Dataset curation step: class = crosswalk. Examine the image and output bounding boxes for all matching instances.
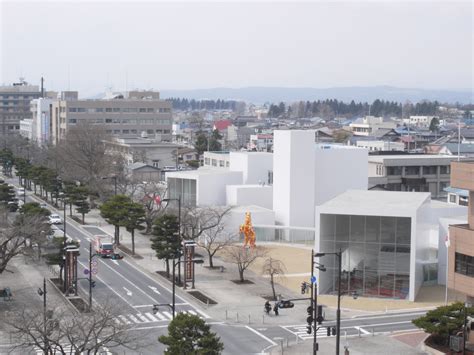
[114,309,203,325]
[281,325,329,340]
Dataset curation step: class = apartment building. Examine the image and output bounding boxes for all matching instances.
[0,80,42,135]
[348,116,398,136]
[368,154,457,198]
[51,90,172,144]
[448,161,474,303]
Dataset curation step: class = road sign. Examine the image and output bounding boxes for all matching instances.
[91,260,98,267]
[311,276,317,284]
[91,267,98,275]
[84,269,90,275]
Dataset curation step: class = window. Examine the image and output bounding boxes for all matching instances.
[152,160,160,168]
[387,167,402,176]
[87,108,95,113]
[449,195,457,203]
[219,160,225,167]
[439,182,449,192]
[211,159,217,167]
[156,129,162,133]
[131,129,137,134]
[460,196,469,206]
[268,171,273,185]
[122,129,129,134]
[163,130,170,134]
[113,130,120,134]
[455,253,474,277]
[113,108,120,113]
[105,119,112,123]
[69,108,77,112]
[440,166,450,174]
[226,161,230,167]
[106,108,113,112]
[95,108,104,112]
[422,166,437,175]
[77,108,86,113]
[147,129,154,134]
[204,158,210,165]
[405,166,420,175]
[139,108,147,113]
[68,119,77,124]
[147,108,154,113]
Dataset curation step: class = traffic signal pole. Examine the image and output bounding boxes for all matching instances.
[311,249,318,355]
[89,242,93,311]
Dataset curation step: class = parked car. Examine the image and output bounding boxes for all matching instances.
[48,214,62,224]
[39,202,48,209]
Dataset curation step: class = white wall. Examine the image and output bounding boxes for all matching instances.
[229,152,273,185]
[197,171,243,206]
[273,130,316,227]
[412,201,431,301]
[226,185,273,209]
[314,146,368,206]
[222,206,275,237]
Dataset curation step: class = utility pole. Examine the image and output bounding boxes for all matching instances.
[336,248,342,355]
[311,249,317,355]
[89,242,93,310]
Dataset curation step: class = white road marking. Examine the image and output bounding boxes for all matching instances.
[144,312,160,322]
[128,315,141,323]
[123,287,133,296]
[187,310,197,316]
[244,326,277,346]
[119,315,132,324]
[354,326,370,334]
[153,312,167,321]
[136,313,150,322]
[134,304,153,308]
[148,285,161,294]
[194,308,211,319]
[99,260,159,304]
[162,311,173,320]
[77,260,135,308]
[111,259,119,265]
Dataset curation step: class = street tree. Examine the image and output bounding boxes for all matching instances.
[71,186,90,224]
[0,210,51,274]
[225,245,267,282]
[159,313,224,355]
[151,214,181,278]
[412,302,474,346]
[123,201,146,255]
[0,182,17,211]
[429,117,440,133]
[262,257,286,300]
[99,194,132,245]
[6,302,145,354]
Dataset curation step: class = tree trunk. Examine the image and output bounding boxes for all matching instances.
[270,274,276,300]
[69,203,72,217]
[82,212,85,224]
[208,250,214,268]
[131,229,135,255]
[145,220,152,234]
[115,225,120,245]
[165,259,170,278]
[34,183,37,194]
[239,267,244,282]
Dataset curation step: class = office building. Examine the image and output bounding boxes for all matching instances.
[0,80,42,135]
[51,90,172,144]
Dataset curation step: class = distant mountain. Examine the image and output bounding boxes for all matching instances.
[159,86,472,104]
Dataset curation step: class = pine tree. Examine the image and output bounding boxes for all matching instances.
[151,214,181,277]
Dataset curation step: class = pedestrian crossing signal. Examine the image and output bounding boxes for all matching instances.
[90,280,96,288]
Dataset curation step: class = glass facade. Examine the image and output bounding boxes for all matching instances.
[167,178,197,207]
[320,214,411,299]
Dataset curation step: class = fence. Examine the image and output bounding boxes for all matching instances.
[251,225,316,245]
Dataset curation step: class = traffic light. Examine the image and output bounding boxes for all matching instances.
[326,326,337,336]
[90,280,96,288]
[279,300,295,309]
[306,306,313,334]
[332,327,337,336]
[327,327,331,336]
[301,282,307,294]
[316,305,324,324]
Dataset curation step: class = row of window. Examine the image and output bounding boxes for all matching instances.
[68,118,171,125]
[0,95,38,100]
[68,107,171,113]
[105,129,171,135]
[455,252,474,277]
[386,165,450,176]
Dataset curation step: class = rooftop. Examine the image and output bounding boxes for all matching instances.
[368,154,456,163]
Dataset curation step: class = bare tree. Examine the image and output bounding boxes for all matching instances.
[133,182,167,234]
[180,206,233,242]
[6,302,147,354]
[0,211,50,274]
[197,215,236,268]
[262,257,286,300]
[225,245,267,282]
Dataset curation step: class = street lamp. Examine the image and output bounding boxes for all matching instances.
[154,256,204,319]
[102,175,117,196]
[310,250,327,355]
[315,249,343,355]
[37,278,49,353]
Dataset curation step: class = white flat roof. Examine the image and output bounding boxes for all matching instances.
[369,154,456,163]
[166,167,239,178]
[318,190,430,217]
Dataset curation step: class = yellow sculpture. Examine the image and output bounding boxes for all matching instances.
[240,212,256,248]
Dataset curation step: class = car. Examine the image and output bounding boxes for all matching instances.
[39,202,48,209]
[17,188,25,196]
[48,214,62,224]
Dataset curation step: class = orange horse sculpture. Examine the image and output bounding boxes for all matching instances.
[240,212,256,248]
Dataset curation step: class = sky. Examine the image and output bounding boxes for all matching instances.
[0,1,472,97]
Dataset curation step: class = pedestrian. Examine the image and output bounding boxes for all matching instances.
[273,303,279,316]
[264,301,271,314]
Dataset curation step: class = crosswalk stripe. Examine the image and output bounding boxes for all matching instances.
[187,310,198,316]
[154,311,167,321]
[144,312,160,322]
[119,315,132,324]
[128,315,141,323]
[136,313,150,322]
[162,311,173,320]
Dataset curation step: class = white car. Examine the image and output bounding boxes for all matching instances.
[17,188,25,196]
[39,202,48,209]
[49,214,62,225]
